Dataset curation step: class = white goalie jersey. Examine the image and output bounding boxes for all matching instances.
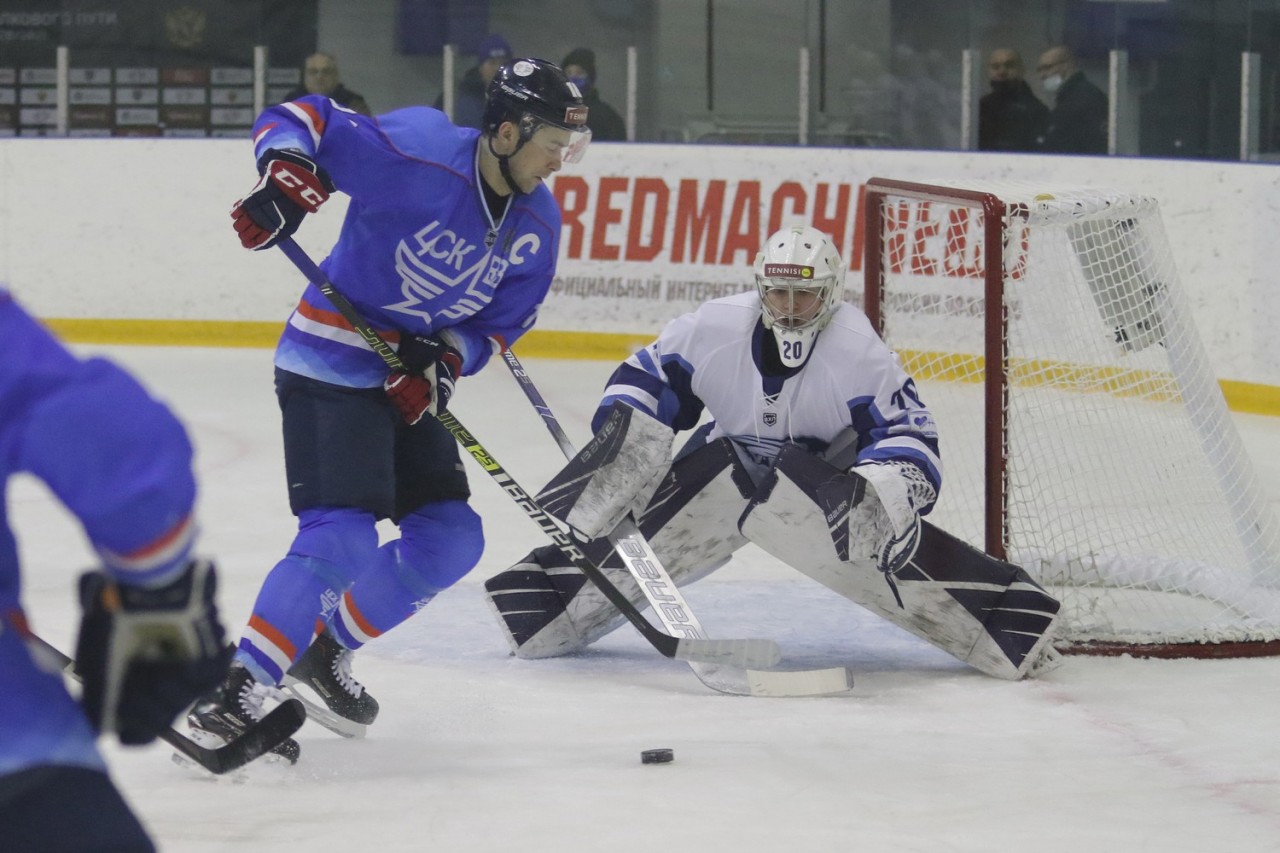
[593,291,943,504]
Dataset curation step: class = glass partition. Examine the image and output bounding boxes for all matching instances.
[6,0,1280,159]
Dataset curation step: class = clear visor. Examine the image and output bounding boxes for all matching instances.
[757,278,831,330]
[561,127,592,163]
[523,117,593,164]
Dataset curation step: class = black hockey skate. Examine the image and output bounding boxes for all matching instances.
[187,664,301,764]
[282,632,379,739]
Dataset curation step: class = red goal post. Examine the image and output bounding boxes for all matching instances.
[862,177,1280,657]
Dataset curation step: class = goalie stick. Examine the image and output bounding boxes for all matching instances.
[498,348,854,697]
[275,238,777,672]
[28,633,306,775]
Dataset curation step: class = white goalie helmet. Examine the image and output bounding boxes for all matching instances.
[753,225,846,368]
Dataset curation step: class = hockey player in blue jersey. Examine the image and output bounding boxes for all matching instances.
[486,226,1060,679]
[0,291,229,852]
[189,58,591,750]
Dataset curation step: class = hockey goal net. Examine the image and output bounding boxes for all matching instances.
[863,177,1280,656]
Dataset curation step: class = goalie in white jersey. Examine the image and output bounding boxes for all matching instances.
[485,225,959,664]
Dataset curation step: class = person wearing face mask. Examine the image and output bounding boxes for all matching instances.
[434,34,514,130]
[561,47,627,141]
[978,48,1048,152]
[1036,45,1108,154]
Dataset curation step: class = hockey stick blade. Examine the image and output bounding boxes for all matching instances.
[170,699,307,773]
[610,521,852,696]
[672,637,782,668]
[29,633,306,774]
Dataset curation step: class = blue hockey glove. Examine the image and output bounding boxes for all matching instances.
[384,335,462,425]
[231,148,335,250]
[75,559,231,745]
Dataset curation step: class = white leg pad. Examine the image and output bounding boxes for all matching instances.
[741,445,1060,679]
[485,439,752,658]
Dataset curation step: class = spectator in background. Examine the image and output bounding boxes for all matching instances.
[978,48,1048,152]
[1036,45,1108,154]
[561,47,626,141]
[436,33,513,130]
[281,51,371,116]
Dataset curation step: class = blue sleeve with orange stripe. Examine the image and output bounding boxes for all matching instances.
[0,292,197,591]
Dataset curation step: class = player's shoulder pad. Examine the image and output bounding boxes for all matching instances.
[827,301,875,335]
[376,106,478,166]
[669,292,758,348]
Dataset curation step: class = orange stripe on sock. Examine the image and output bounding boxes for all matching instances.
[341,591,382,639]
[248,614,297,660]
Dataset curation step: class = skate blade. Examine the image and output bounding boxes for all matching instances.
[280,681,368,739]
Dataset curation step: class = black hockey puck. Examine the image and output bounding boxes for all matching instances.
[641,748,674,765]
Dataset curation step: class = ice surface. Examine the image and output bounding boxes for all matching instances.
[12,345,1280,852]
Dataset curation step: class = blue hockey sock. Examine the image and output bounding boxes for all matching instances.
[329,500,483,649]
[235,507,378,682]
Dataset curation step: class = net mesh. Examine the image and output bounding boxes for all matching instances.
[868,180,1280,652]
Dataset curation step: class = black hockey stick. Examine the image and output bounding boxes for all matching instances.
[499,348,855,697]
[276,238,776,669]
[29,633,305,774]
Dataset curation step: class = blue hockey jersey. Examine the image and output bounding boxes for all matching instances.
[253,97,563,387]
[595,292,943,502]
[0,290,197,776]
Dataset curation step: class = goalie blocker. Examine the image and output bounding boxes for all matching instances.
[486,429,1061,679]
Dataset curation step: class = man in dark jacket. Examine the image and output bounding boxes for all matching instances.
[561,47,627,142]
[435,33,512,130]
[281,52,371,116]
[1036,45,1108,154]
[978,48,1048,152]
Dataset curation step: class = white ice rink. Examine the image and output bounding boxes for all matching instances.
[11,344,1280,853]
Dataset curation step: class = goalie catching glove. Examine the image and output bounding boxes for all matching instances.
[74,558,231,745]
[384,334,463,425]
[231,148,335,250]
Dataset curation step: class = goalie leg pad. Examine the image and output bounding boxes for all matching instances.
[483,545,617,659]
[740,445,1060,679]
[535,402,674,540]
[485,438,752,658]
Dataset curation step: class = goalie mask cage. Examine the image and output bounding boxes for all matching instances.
[863,177,1280,657]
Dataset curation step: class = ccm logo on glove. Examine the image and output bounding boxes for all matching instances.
[384,336,463,425]
[231,148,335,251]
